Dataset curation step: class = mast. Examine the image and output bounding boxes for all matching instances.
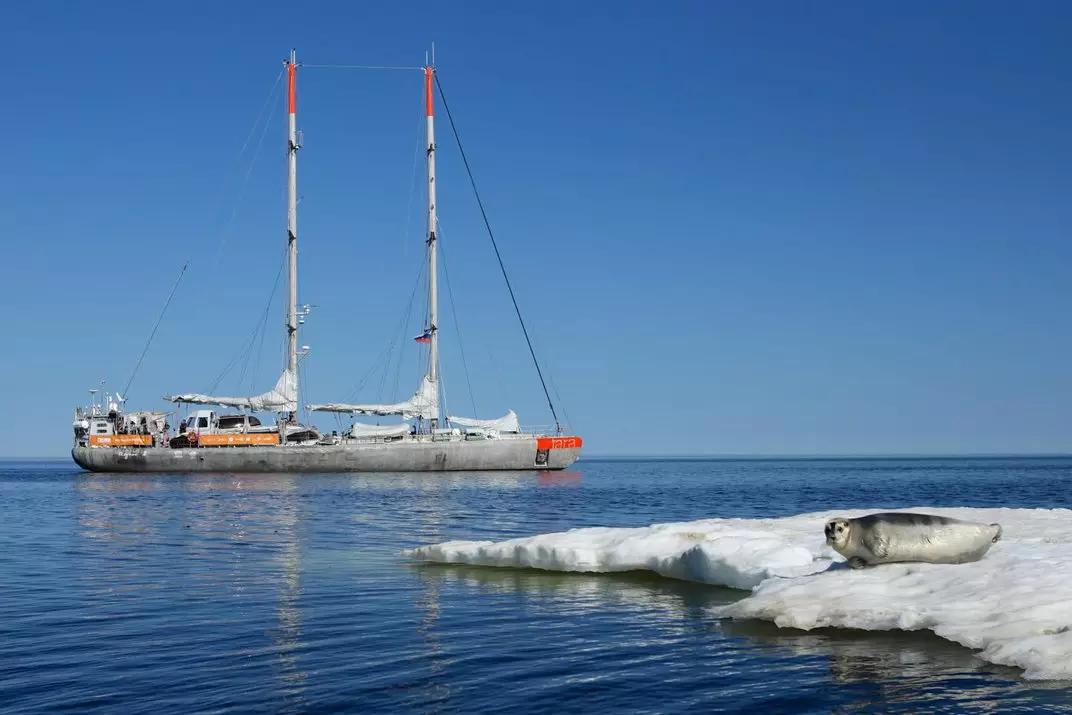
[286,49,300,423]
[425,65,439,426]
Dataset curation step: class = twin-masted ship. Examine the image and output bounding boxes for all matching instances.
[71,50,582,473]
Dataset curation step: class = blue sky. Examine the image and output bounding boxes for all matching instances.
[3,1,1071,457]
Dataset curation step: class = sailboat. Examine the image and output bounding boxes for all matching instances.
[70,50,582,473]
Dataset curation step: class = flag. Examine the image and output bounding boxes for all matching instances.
[414,330,431,344]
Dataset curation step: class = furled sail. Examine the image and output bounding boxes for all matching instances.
[307,375,438,421]
[447,410,521,433]
[164,369,298,413]
[349,423,411,438]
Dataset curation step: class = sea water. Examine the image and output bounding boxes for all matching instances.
[1,457,1071,713]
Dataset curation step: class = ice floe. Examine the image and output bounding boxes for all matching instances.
[402,507,1072,680]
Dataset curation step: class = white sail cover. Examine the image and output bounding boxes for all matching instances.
[349,423,411,438]
[447,410,521,433]
[307,375,439,421]
[164,369,298,413]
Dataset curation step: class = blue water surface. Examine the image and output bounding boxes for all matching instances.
[1,457,1071,714]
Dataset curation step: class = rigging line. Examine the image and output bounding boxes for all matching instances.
[206,305,268,395]
[382,259,421,403]
[348,316,406,400]
[243,246,288,393]
[347,342,396,403]
[205,245,287,394]
[391,278,415,403]
[378,283,413,403]
[236,310,262,391]
[545,361,575,432]
[212,81,284,273]
[327,101,423,406]
[237,69,286,163]
[122,262,188,398]
[390,259,426,401]
[383,104,426,398]
[373,335,400,404]
[201,69,284,258]
[402,104,425,258]
[387,108,426,397]
[375,336,392,403]
[206,329,256,394]
[483,340,511,412]
[433,72,562,431]
[344,264,424,402]
[440,371,449,428]
[436,223,479,418]
[301,64,423,71]
[212,336,251,391]
[522,317,575,431]
[117,70,283,403]
[203,334,256,397]
[299,357,311,425]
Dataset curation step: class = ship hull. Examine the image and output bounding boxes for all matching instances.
[71,437,580,473]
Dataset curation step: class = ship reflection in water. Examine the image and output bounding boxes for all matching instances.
[68,467,587,711]
[77,469,581,490]
[74,471,310,711]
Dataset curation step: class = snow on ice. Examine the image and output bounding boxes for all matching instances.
[403,507,1072,680]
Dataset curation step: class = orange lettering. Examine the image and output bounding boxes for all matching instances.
[537,437,583,451]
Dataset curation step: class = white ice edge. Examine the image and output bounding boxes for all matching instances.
[402,507,1072,680]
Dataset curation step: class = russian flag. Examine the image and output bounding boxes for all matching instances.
[414,330,432,344]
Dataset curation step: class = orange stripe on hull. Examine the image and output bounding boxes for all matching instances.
[89,435,152,447]
[537,437,583,451]
[199,433,280,447]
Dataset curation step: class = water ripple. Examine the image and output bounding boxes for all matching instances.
[1,458,1071,712]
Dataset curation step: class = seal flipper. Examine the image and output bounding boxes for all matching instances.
[990,523,1002,543]
[847,557,868,569]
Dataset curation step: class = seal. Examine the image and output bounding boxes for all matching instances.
[824,512,1002,568]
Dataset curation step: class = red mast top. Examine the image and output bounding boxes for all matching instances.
[424,67,433,117]
[288,61,297,115]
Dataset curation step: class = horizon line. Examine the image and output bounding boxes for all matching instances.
[4,451,1072,462]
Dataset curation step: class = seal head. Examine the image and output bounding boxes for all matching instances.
[824,518,852,551]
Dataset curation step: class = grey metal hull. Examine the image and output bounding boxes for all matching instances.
[71,438,580,473]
